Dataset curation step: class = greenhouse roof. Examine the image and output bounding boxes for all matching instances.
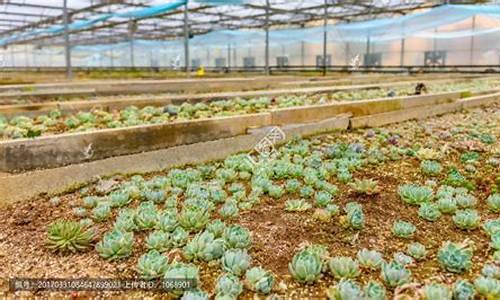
[0,0,450,46]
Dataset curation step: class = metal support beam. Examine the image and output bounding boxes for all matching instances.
[400,38,405,67]
[265,0,270,76]
[63,0,72,80]
[183,3,190,77]
[345,41,350,66]
[469,15,476,65]
[206,48,210,67]
[24,44,29,67]
[322,0,328,76]
[227,44,231,70]
[10,47,14,67]
[128,20,136,68]
[301,41,305,66]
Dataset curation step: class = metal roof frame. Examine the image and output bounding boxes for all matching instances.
[0,0,449,47]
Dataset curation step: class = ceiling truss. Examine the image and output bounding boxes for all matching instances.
[0,0,452,47]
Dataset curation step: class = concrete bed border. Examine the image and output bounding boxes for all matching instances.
[0,92,498,203]
[0,90,476,172]
[0,73,481,94]
[0,76,298,96]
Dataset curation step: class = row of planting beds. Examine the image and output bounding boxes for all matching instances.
[0,103,498,299]
[0,74,481,105]
[1,78,498,140]
[1,88,498,172]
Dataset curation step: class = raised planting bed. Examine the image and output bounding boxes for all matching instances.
[0,90,491,172]
[0,75,492,108]
[0,76,299,103]
[0,103,498,299]
[1,78,498,139]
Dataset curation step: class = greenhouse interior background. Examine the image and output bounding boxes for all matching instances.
[0,0,499,71]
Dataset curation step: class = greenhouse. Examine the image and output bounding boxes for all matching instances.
[0,0,499,299]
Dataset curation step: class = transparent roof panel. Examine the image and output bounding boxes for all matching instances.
[0,0,471,46]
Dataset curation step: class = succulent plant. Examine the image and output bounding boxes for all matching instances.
[157,211,178,232]
[146,230,171,252]
[206,219,226,238]
[349,179,380,195]
[142,189,165,204]
[421,160,443,176]
[285,199,312,212]
[46,219,94,253]
[228,182,245,194]
[285,179,301,193]
[416,148,440,160]
[452,279,476,300]
[398,184,433,205]
[79,218,94,228]
[494,250,500,262]
[460,151,480,163]
[357,249,384,270]
[268,185,284,199]
[487,194,500,213]
[96,230,134,260]
[483,219,500,236]
[178,206,210,232]
[184,198,213,212]
[328,256,360,279]
[92,204,112,222]
[326,279,363,300]
[134,201,159,230]
[300,185,315,199]
[407,242,427,261]
[437,241,473,273]
[315,191,333,207]
[380,261,411,289]
[436,185,457,199]
[164,261,200,297]
[393,252,414,266]
[114,209,137,232]
[453,209,481,230]
[337,169,353,183]
[223,225,251,249]
[492,232,500,250]
[215,273,243,297]
[420,283,452,300]
[222,248,251,276]
[482,263,500,278]
[181,290,209,300]
[444,167,475,190]
[219,200,239,220]
[288,248,322,283]
[302,244,329,264]
[341,203,364,230]
[171,227,189,248]
[392,220,416,239]
[474,276,500,299]
[419,203,442,222]
[363,280,386,300]
[183,231,225,262]
[437,197,458,214]
[456,194,477,209]
[326,203,340,216]
[244,266,274,294]
[109,191,131,207]
[137,250,169,280]
[209,185,227,204]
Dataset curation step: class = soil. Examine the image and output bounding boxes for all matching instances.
[0,104,498,299]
